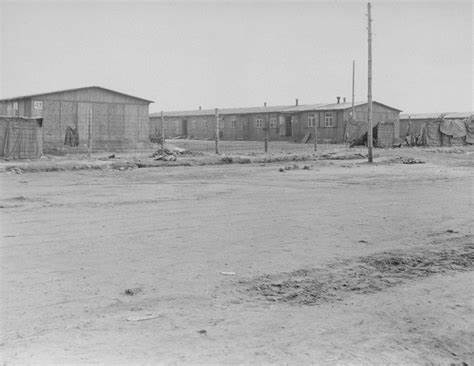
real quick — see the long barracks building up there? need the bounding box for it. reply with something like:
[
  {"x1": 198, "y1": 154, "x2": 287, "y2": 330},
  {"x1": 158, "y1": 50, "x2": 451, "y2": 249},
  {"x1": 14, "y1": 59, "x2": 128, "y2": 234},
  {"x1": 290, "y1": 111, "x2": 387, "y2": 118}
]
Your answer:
[{"x1": 150, "y1": 98, "x2": 401, "y2": 144}]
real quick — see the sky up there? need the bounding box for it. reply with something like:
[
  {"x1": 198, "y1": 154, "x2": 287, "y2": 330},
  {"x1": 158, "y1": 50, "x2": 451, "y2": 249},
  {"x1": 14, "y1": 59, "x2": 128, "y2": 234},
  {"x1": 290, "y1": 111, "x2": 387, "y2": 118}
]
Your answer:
[{"x1": 0, "y1": 1, "x2": 472, "y2": 114}]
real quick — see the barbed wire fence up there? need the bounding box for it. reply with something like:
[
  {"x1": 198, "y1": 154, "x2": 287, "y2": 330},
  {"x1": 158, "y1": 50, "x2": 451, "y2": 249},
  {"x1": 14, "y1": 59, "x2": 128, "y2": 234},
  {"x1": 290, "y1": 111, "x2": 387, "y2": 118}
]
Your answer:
[
  {"x1": 167, "y1": 138, "x2": 339, "y2": 156},
  {"x1": 154, "y1": 107, "x2": 344, "y2": 156}
]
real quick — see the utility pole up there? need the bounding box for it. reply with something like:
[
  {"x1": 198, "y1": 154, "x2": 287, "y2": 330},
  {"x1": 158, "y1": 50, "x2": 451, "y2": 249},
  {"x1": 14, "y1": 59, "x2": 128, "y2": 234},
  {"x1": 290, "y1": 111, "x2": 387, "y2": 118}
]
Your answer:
[
  {"x1": 367, "y1": 2, "x2": 374, "y2": 163},
  {"x1": 215, "y1": 108, "x2": 220, "y2": 154},
  {"x1": 160, "y1": 111, "x2": 165, "y2": 151},
  {"x1": 87, "y1": 107, "x2": 92, "y2": 159},
  {"x1": 264, "y1": 102, "x2": 268, "y2": 153},
  {"x1": 352, "y1": 60, "x2": 356, "y2": 120}
]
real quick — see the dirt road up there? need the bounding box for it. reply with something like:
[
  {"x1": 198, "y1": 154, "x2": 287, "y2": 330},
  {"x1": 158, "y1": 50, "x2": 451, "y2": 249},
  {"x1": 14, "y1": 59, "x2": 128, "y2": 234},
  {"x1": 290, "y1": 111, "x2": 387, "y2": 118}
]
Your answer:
[{"x1": 1, "y1": 155, "x2": 473, "y2": 364}]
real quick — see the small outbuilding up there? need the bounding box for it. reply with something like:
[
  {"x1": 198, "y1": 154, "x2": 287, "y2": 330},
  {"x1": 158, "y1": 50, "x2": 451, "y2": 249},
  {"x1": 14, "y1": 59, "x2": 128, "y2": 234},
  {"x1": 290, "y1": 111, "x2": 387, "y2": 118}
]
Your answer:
[
  {"x1": 0, "y1": 116, "x2": 43, "y2": 159},
  {"x1": 400, "y1": 112, "x2": 473, "y2": 146}
]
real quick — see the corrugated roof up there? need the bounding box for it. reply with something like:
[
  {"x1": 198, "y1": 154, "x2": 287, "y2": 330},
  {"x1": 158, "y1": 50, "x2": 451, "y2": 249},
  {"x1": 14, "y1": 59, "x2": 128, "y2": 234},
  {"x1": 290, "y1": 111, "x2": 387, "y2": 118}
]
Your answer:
[
  {"x1": 220, "y1": 105, "x2": 289, "y2": 115},
  {"x1": 279, "y1": 103, "x2": 331, "y2": 113},
  {"x1": 444, "y1": 111, "x2": 473, "y2": 119},
  {"x1": 282, "y1": 101, "x2": 369, "y2": 112},
  {"x1": 152, "y1": 100, "x2": 401, "y2": 118},
  {"x1": 399, "y1": 112, "x2": 474, "y2": 120},
  {"x1": 150, "y1": 105, "x2": 290, "y2": 118},
  {"x1": 150, "y1": 108, "x2": 216, "y2": 118},
  {"x1": 400, "y1": 112, "x2": 444, "y2": 120},
  {"x1": 0, "y1": 86, "x2": 154, "y2": 104}
]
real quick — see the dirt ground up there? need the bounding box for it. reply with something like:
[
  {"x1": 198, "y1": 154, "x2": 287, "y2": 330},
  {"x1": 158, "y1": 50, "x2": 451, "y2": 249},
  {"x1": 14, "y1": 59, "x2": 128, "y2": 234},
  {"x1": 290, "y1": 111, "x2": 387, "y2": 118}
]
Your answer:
[{"x1": 0, "y1": 146, "x2": 473, "y2": 365}]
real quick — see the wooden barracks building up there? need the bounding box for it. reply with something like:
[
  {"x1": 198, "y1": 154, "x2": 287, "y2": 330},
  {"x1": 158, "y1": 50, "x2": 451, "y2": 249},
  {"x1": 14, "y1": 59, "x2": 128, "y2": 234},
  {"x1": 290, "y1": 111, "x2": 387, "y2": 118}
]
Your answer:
[
  {"x1": 1, "y1": 86, "x2": 401, "y2": 156},
  {"x1": 0, "y1": 86, "x2": 153, "y2": 152},
  {"x1": 150, "y1": 98, "x2": 401, "y2": 144}
]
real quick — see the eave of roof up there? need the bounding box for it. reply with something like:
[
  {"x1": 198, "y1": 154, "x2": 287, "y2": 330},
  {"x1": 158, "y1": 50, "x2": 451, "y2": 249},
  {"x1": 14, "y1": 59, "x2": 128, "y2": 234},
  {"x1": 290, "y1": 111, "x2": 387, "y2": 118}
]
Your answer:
[
  {"x1": 444, "y1": 111, "x2": 473, "y2": 119},
  {"x1": 401, "y1": 111, "x2": 473, "y2": 120},
  {"x1": 150, "y1": 105, "x2": 290, "y2": 118},
  {"x1": 0, "y1": 86, "x2": 154, "y2": 104},
  {"x1": 153, "y1": 100, "x2": 402, "y2": 117},
  {"x1": 400, "y1": 112, "x2": 446, "y2": 120}
]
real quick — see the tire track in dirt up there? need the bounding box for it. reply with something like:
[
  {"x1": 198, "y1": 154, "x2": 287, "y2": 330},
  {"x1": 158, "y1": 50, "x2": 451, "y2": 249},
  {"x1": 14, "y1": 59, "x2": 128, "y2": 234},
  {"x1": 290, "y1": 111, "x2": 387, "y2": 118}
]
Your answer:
[{"x1": 239, "y1": 234, "x2": 473, "y2": 305}]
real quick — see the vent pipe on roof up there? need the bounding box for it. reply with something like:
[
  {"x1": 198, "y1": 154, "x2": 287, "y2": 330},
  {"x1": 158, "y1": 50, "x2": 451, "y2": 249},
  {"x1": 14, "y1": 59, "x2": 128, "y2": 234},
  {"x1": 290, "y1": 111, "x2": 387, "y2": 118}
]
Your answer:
[
  {"x1": 295, "y1": 98, "x2": 299, "y2": 106},
  {"x1": 198, "y1": 106, "x2": 202, "y2": 110},
  {"x1": 337, "y1": 96, "x2": 341, "y2": 104},
  {"x1": 343, "y1": 97, "x2": 346, "y2": 103},
  {"x1": 264, "y1": 102, "x2": 267, "y2": 107}
]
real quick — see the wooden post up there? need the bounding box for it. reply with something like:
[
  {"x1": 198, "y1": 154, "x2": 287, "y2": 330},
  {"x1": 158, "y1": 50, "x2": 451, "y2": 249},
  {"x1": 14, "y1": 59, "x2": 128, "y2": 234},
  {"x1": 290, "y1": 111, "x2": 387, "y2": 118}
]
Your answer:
[
  {"x1": 87, "y1": 107, "x2": 92, "y2": 158},
  {"x1": 215, "y1": 108, "x2": 219, "y2": 154},
  {"x1": 367, "y1": 2, "x2": 374, "y2": 163},
  {"x1": 313, "y1": 114, "x2": 318, "y2": 152},
  {"x1": 352, "y1": 60, "x2": 355, "y2": 120},
  {"x1": 160, "y1": 110, "x2": 165, "y2": 150},
  {"x1": 264, "y1": 102, "x2": 268, "y2": 153}
]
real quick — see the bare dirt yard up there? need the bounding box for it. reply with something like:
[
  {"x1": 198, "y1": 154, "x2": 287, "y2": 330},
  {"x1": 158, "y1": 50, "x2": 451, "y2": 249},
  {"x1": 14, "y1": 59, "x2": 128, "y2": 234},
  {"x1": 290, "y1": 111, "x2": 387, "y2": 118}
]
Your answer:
[{"x1": 1, "y1": 145, "x2": 473, "y2": 365}]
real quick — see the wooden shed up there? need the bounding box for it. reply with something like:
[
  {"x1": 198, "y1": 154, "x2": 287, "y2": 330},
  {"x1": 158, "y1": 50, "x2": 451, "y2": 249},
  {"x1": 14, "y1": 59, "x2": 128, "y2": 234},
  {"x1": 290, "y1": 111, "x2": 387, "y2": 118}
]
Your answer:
[
  {"x1": 0, "y1": 86, "x2": 153, "y2": 152},
  {"x1": 0, "y1": 116, "x2": 43, "y2": 159}
]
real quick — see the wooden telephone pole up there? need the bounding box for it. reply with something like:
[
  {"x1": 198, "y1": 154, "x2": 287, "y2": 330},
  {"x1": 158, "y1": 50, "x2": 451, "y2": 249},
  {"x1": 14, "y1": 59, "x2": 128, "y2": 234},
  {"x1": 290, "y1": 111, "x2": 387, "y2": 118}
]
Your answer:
[
  {"x1": 367, "y1": 2, "x2": 374, "y2": 163},
  {"x1": 160, "y1": 111, "x2": 165, "y2": 150},
  {"x1": 352, "y1": 60, "x2": 355, "y2": 120},
  {"x1": 215, "y1": 108, "x2": 220, "y2": 154}
]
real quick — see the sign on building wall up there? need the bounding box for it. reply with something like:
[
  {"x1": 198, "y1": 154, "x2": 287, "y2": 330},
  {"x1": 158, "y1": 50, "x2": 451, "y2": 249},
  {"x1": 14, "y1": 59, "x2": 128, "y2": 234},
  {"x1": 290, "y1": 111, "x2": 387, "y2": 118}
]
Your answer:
[{"x1": 33, "y1": 101, "x2": 43, "y2": 110}]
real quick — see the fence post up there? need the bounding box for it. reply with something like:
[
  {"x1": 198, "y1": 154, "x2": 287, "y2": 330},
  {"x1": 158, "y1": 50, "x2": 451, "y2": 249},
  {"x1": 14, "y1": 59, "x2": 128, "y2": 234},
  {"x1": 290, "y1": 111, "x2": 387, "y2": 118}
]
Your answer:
[
  {"x1": 87, "y1": 107, "x2": 92, "y2": 158},
  {"x1": 264, "y1": 102, "x2": 269, "y2": 153},
  {"x1": 215, "y1": 108, "x2": 219, "y2": 154},
  {"x1": 313, "y1": 113, "x2": 318, "y2": 152},
  {"x1": 160, "y1": 110, "x2": 165, "y2": 150}
]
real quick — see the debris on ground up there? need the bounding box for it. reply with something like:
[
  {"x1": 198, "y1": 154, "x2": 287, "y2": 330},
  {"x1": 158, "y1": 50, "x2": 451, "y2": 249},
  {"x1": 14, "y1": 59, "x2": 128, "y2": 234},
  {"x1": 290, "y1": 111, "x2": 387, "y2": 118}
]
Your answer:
[
  {"x1": 221, "y1": 156, "x2": 233, "y2": 164},
  {"x1": 124, "y1": 288, "x2": 143, "y2": 296},
  {"x1": 6, "y1": 167, "x2": 24, "y2": 174},
  {"x1": 358, "y1": 240, "x2": 369, "y2": 244},
  {"x1": 282, "y1": 164, "x2": 300, "y2": 171},
  {"x1": 151, "y1": 145, "x2": 188, "y2": 161},
  {"x1": 98, "y1": 153, "x2": 116, "y2": 161},
  {"x1": 401, "y1": 157, "x2": 425, "y2": 164},
  {"x1": 7, "y1": 196, "x2": 27, "y2": 201},
  {"x1": 220, "y1": 271, "x2": 236, "y2": 276},
  {"x1": 243, "y1": 236, "x2": 473, "y2": 305},
  {"x1": 151, "y1": 149, "x2": 178, "y2": 161},
  {"x1": 197, "y1": 329, "x2": 207, "y2": 335},
  {"x1": 126, "y1": 314, "x2": 161, "y2": 322},
  {"x1": 279, "y1": 163, "x2": 312, "y2": 171},
  {"x1": 319, "y1": 152, "x2": 367, "y2": 160}
]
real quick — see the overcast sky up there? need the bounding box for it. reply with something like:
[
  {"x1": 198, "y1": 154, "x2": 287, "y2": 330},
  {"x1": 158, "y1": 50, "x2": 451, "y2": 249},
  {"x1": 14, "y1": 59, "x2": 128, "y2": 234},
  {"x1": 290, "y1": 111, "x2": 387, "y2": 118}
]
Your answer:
[{"x1": 0, "y1": 1, "x2": 472, "y2": 113}]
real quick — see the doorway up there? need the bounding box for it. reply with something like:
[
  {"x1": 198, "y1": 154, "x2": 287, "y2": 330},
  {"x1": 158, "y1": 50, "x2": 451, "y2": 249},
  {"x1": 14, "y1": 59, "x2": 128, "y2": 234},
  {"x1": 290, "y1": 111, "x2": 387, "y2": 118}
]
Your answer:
[
  {"x1": 285, "y1": 116, "x2": 292, "y2": 137},
  {"x1": 181, "y1": 119, "x2": 188, "y2": 137}
]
